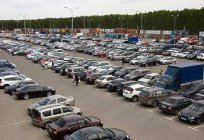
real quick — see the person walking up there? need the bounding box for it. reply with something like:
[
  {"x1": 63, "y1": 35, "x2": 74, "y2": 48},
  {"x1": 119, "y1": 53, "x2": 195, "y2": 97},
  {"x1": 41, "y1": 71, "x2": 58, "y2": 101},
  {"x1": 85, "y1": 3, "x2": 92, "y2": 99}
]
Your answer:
[
  {"x1": 159, "y1": 68, "x2": 163, "y2": 75},
  {"x1": 73, "y1": 73, "x2": 80, "y2": 86},
  {"x1": 122, "y1": 57, "x2": 125, "y2": 65}
]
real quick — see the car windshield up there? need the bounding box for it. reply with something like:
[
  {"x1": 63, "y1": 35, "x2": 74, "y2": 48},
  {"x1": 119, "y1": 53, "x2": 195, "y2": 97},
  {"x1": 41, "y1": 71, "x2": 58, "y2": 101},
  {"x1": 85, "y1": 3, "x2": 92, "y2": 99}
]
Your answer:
[
  {"x1": 55, "y1": 118, "x2": 66, "y2": 127},
  {"x1": 98, "y1": 76, "x2": 106, "y2": 80},
  {"x1": 144, "y1": 75, "x2": 152, "y2": 80},
  {"x1": 38, "y1": 98, "x2": 50, "y2": 105},
  {"x1": 189, "y1": 103, "x2": 204, "y2": 111},
  {"x1": 71, "y1": 130, "x2": 86, "y2": 140},
  {"x1": 130, "y1": 71, "x2": 139, "y2": 75},
  {"x1": 166, "y1": 98, "x2": 178, "y2": 104},
  {"x1": 119, "y1": 69, "x2": 127, "y2": 72}
]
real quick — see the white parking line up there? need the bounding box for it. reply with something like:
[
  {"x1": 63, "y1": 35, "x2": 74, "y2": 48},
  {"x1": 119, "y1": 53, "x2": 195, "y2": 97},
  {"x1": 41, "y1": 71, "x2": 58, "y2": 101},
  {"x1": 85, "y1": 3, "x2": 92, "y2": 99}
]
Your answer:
[
  {"x1": 86, "y1": 85, "x2": 90, "y2": 87},
  {"x1": 130, "y1": 103, "x2": 136, "y2": 106},
  {"x1": 0, "y1": 120, "x2": 29, "y2": 128},
  {"x1": 164, "y1": 116, "x2": 176, "y2": 121},
  {"x1": 187, "y1": 126, "x2": 199, "y2": 132},
  {"x1": 116, "y1": 97, "x2": 123, "y2": 100},
  {"x1": 96, "y1": 89, "x2": 100, "y2": 91},
  {"x1": 40, "y1": 128, "x2": 47, "y2": 135},
  {"x1": 194, "y1": 124, "x2": 204, "y2": 129},
  {"x1": 105, "y1": 92, "x2": 111, "y2": 96},
  {"x1": 145, "y1": 109, "x2": 154, "y2": 113}
]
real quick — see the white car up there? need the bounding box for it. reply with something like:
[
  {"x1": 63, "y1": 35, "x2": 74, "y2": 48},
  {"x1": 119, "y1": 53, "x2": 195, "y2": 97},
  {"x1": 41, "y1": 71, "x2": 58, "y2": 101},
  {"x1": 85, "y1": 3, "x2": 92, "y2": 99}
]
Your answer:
[
  {"x1": 138, "y1": 73, "x2": 160, "y2": 85},
  {"x1": 0, "y1": 75, "x2": 32, "y2": 88},
  {"x1": 123, "y1": 84, "x2": 145, "y2": 102},
  {"x1": 88, "y1": 61, "x2": 111, "y2": 71},
  {"x1": 158, "y1": 56, "x2": 176, "y2": 64},
  {"x1": 129, "y1": 57, "x2": 143, "y2": 65},
  {"x1": 171, "y1": 50, "x2": 181, "y2": 57},
  {"x1": 197, "y1": 53, "x2": 204, "y2": 60},
  {"x1": 94, "y1": 75, "x2": 118, "y2": 88},
  {"x1": 177, "y1": 52, "x2": 190, "y2": 58}
]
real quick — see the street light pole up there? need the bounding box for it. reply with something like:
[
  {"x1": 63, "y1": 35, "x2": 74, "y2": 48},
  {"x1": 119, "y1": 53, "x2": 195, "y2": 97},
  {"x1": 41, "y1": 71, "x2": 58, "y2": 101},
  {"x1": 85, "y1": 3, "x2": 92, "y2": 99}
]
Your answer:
[
  {"x1": 64, "y1": 7, "x2": 79, "y2": 36},
  {"x1": 83, "y1": 17, "x2": 86, "y2": 29},
  {"x1": 171, "y1": 15, "x2": 179, "y2": 44},
  {"x1": 88, "y1": 19, "x2": 92, "y2": 32},
  {"x1": 118, "y1": 18, "x2": 124, "y2": 34}
]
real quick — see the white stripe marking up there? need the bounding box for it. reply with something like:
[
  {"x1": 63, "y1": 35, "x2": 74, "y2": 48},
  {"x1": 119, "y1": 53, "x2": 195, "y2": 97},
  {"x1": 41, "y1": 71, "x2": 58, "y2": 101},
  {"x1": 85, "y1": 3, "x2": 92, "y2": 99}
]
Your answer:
[
  {"x1": 187, "y1": 126, "x2": 199, "y2": 132},
  {"x1": 0, "y1": 120, "x2": 29, "y2": 128}
]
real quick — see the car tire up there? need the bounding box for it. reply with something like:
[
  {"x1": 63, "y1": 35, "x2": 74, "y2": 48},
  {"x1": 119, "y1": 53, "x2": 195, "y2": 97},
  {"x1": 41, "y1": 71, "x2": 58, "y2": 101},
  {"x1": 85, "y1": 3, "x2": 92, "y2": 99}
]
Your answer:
[
  {"x1": 23, "y1": 94, "x2": 29, "y2": 100},
  {"x1": 145, "y1": 64, "x2": 148, "y2": 67},
  {"x1": 4, "y1": 84, "x2": 9, "y2": 88},
  {"x1": 11, "y1": 91, "x2": 16, "y2": 95},
  {"x1": 47, "y1": 92, "x2": 52, "y2": 97},
  {"x1": 152, "y1": 100, "x2": 158, "y2": 108},
  {"x1": 155, "y1": 62, "x2": 158, "y2": 66},
  {"x1": 196, "y1": 117, "x2": 201, "y2": 125},
  {"x1": 132, "y1": 96, "x2": 138, "y2": 102},
  {"x1": 44, "y1": 122, "x2": 51, "y2": 129}
]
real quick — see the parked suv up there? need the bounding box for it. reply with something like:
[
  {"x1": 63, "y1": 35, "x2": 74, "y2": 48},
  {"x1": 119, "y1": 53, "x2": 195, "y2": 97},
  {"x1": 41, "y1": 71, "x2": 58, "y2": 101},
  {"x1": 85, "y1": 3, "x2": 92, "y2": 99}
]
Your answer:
[
  {"x1": 138, "y1": 87, "x2": 178, "y2": 107},
  {"x1": 28, "y1": 95, "x2": 75, "y2": 116},
  {"x1": 31, "y1": 104, "x2": 82, "y2": 128}
]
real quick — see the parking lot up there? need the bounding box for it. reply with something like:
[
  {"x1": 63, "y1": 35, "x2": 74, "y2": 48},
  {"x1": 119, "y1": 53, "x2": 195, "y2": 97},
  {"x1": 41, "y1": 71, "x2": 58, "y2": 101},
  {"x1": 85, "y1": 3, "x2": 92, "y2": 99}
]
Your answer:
[{"x1": 0, "y1": 42, "x2": 204, "y2": 140}]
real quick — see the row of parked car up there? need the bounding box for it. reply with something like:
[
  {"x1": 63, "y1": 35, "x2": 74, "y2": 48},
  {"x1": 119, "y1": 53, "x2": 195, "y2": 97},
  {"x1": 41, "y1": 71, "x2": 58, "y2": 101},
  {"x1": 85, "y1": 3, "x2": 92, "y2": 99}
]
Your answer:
[
  {"x1": 3, "y1": 38, "x2": 203, "y2": 127},
  {"x1": 0, "y1": 48, "x2": 131, "y2": 139}
]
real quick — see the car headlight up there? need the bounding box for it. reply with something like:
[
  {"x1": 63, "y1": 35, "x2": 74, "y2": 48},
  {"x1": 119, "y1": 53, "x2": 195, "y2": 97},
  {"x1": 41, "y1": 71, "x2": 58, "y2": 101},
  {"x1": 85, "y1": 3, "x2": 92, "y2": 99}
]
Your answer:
[
  {"x1": 178, "y1": 111, "x2": 181, "y2": 116},
  {"x1": 190, "y1": 117, "x2": 195, "y2": 120}
]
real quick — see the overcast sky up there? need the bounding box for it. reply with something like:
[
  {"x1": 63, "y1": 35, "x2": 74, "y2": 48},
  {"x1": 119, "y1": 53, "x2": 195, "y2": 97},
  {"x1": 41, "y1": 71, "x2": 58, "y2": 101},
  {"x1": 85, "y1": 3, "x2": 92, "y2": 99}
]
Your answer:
[{"x1": 0, "y1": 0, "x2": 203, "y2": 20}]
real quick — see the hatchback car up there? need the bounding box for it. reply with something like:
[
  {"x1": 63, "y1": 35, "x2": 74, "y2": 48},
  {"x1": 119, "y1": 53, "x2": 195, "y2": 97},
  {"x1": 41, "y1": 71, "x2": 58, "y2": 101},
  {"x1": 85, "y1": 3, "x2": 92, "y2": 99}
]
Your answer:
[
  {"x1": 94, "y1": 75, "x2": 118, "y2": 88},
  {"x1": 106, "y1": 78, "x2": 126, "y2": 92},
  {"x1": 159, "y1": 96, "x2": 192, "y2": 115},
  {"x1": 178, "y1": 100, "x2": 204, "y2": 124},
  {"x1": 47, "y1": 115, "x2": 103, "y2": 140},
  {"x1": 15, "y1": 84, "x2": 56, "y2": 100},
  {"x1": 64, "y1": 126, "x2": 130, "y2": 140},
  {"x1": 28, "y1": 95, "x2": 75, "y2": 116}
]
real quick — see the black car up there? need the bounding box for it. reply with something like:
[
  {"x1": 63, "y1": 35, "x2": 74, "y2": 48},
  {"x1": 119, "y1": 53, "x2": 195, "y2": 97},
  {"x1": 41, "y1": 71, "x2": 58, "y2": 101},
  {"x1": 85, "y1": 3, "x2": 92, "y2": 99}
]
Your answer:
[
  {"x1": 83, "y1": 61, "x2": 97, "y2": 69},
  {"x1": 15, "y1": 84, "x2": 56, "y2": 100},
  {"x1": 124, "y1": 52, "x2": 140, "y2": 63},
  {"x1": 5, "y1": 80, "x2": 36, "y2": 95},
  {"x1": 64, "y1": 126, "x2": 130, "y2": 140},
  {"x1": 159, "y1": 96, "x2": 192, "y2": 115},
  {"x1": 114, "y1": 67, "x2": 137, "y2": 78},
  {"x1": 116, "y1": 81, "x2": 138, "y2": 95},
  {"x1": 124, "y1": 69, "x2": 151, "y2": 81},
  {"x1": 192, "y1": 90, "x2": 204, "y2": 100},
  {"x1": 107, "y1": 66, "x2": 124, "y2": 75},
  {"x1": 55, "y1": 63, "x2": 72, "y2": 73},
  {"x1": 106, "y1": 78, "x2": 126, "y2": 92},
  {"x1": 137, "y1": 56, "x2": 159, "y2": 67},
  {"x1": 179, "y1": 84, "x2": 204, "y2": 98},
  {"x1": 178, "y1": 100, "x2": 204, "y2": 124},
  {"x1": 85, "y1": 73, "x2": 103, "y2": 84}
]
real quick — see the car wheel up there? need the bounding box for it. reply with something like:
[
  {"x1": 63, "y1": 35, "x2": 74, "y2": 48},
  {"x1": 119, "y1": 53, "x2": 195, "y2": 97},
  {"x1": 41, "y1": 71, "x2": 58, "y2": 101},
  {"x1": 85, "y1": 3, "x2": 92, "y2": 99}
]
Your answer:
[
  {"x1": 47, "y1": 92, "x2": 52, "y2": 97},
  {"x1": 152, "y1": 100, "x2": 158, "y2": 108},
  {"x1": 44, "y1": 122, "x2": 51, "y2": 129},
  {"x1": 175, "y1": 110, "x2": 179, "y2": 115},
  {"x1": 4, "y1": 84, "x2": 9, "y2": 88},
  {"x1": 23, "y1": 94, "x2": 29, "y2": 100},
  {"x1": 196, "y1": 117, "x2": 201, "y2": 125},
  {"x1": 145, "y1": 64, "x2": 148, "y2": 67},
  {"x1": 76, "y1": 112, "x2": 82, "y2": 115},
  {"x1": 11, "y1": 91, "x2": 16, "y2": 95},
  {"x1": 132, "y1": 96, "x2": 138, "y2": 102},
  {"x1": 155, "y1": 62, "x2": 158, "y2": 66}
]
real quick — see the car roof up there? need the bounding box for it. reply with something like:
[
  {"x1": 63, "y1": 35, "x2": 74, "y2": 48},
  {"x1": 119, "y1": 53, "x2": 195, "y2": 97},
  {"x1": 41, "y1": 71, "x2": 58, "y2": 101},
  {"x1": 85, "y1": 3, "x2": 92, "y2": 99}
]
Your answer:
[
  {"x1": 47, "y1": 95, "x2": 71, "y2": 100},
  {"x1": 75, "y1": 126, "x2": 104, "y2": 135},
  {"x1": 147, "y1": 73, "x2": 159, "y2": 76},
  {"x1": 62, "y1": 114, "x2": 83, "y2": 121},
  {"x1": 0, "y1": 75, "x2": 20, "y2": 79},
  {"x1": 129, "y1": 84, "x2": 145, "y2": 88},
  {"x1": 195, "y1": 100, "x2": 204, "y2": 105},
  {"x1": 34, "y1": 104, "x2": 64, "y2": 111},
  {"x1": 168, "y1": 96, "x2": 186, "y2": 100}
]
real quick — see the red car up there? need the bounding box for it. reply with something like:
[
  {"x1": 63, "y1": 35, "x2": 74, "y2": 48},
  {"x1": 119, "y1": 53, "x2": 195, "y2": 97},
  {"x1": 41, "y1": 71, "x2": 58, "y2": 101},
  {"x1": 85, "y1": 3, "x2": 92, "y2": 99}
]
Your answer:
[
  {"x1": 97, "y1": 51, "x2": 106, "y2": 57},
  {"x1": 47, "y1": 114, "x2": 103, "y2": 140}
]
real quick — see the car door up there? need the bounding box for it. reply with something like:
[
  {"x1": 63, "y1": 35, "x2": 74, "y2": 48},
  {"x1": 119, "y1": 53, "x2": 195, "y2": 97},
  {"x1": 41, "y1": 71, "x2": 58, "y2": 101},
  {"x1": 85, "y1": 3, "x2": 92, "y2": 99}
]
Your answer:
[
  {"x1": 52, "y1": 107, "x2": 63, "y2": 122},
  {"x1": 27, "y1": 86, "x2": 37, "y2": 98},
  {"x1": 66, "y1": 121, "x2": 79, "y2": 135},
  {"x1": 35, "y1": 85, "x2": 44, "y2": 97}
]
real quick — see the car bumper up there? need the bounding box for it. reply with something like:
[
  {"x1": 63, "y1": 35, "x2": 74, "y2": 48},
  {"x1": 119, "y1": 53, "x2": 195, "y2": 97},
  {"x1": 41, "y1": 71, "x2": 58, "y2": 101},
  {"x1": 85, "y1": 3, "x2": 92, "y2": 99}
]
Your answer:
[
  {"x1": 178, "y1": 114, "x2": 196, "y2": 123},
  {"x1": 123, "y1": 92, "x2": 133, "y2": 99}
]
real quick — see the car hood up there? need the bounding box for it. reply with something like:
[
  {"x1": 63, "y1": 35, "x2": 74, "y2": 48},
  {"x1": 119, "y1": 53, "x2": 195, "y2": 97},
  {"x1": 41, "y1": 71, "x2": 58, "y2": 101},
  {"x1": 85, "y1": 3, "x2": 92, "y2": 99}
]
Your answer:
[
  {"x1": 28, "y1": 103, "x2": 40, "y2": 110},
  {"x1": 5, "y1": 85, "x2": 16, "y2": 90},
  {"x1": 138, "y1": 78, "x2": 150, "y2": 83},
  {"x1": 180, "y1": 107, "x2": 203, "y2": 117},
  {"x1": 109, "y1": 128, "x2": 129, "y2": 139}
]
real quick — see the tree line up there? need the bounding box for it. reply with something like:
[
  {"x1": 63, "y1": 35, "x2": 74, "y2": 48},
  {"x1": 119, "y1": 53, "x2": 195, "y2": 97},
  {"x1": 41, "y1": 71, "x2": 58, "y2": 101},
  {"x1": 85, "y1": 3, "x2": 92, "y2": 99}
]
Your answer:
[{"x1": 0, "y1": 7, "x2": 204, "y2": 34}]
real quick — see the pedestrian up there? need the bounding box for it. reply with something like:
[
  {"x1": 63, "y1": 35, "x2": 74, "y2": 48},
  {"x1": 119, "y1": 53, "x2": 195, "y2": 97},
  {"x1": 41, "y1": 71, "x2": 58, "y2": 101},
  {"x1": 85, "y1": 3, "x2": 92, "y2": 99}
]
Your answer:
[
  {"x1": 159, "y1": 68, "x2": 163, "y2": 75},
  {"x1": 122, "y1": 57, "x2": 125, "y2": 65},
  {"x1": 51, "y1": 61, "x2": 54, "y2": 68},
  {"x1": 73, "y1": 73, "x2": 80, "y2": 86}
]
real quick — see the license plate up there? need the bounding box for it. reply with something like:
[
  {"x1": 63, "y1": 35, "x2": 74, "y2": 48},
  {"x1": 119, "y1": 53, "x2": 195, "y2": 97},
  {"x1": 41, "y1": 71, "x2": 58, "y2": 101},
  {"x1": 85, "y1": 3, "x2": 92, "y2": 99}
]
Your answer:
[{"x1": 181, "y1": 117, "x2": 186, "y2": 121}]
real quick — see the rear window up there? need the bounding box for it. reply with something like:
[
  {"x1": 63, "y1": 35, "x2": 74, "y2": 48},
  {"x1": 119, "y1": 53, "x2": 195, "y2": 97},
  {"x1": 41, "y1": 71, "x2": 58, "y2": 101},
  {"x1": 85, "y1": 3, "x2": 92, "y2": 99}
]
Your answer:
[
  {"x1": 126, "y1": 87, "x2": 134, "y2": 92},
  {"x1": 42, "y1": 110, "x2": 51, "y2": 117}
]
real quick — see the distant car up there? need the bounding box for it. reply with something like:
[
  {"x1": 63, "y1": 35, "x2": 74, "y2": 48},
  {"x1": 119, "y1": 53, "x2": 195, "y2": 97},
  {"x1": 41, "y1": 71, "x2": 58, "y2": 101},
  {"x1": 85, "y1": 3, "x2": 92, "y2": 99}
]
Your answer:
[
  {"x1": 196, "y1": 53, "x2": 204, "y2": 61},
  {"x1": 159, "y1": 96, "x2": 192, "y2": 115},
  {"x1": 123, "y1": 69, "x2": 151, "y2": 81},
  {"x1": 116, "y1": 81, "x2": 138, "y2": 95},
  {"x1": 106, "y1": 78, "x2": 126, "y2": 92},
  {"x1": 85, "y1": 73, "x2": 103, "y2": 84},
  {"x1": 123, "y1": 84, "x2": 145, "y2": 102},
  {"x1": 0, "y1": 75, "x2": 32, "y2": 88},
  {"x1": 28, "y1": 95, "x2": 75, "y2": 116},
  {"x1": 158, "y1": 56, "x2": 176, "y2": 65},
  {"x1": 47, "y1": 115, "x2": 103, "y2": 140},
  {"x1": 138, "y1": 73, "x2": 160, "y2": 86},
  {"x1": 64, "y1": 126, "x2": 130, "y2": 140},
  {"x1": 15, "y1": 84, "x2": 56, "y2": 100},
  {"x1": 192, "y1": 89, "x2": 204, "y2": 100},
  {"x1": 4, "y1": 80, "x2": 36, "y2": 95},
  {"x1": 94, "y1": 75, "x2": 118, "y2": 88},
  {"x1": 178, "y1": 100, "x2": 204, "y2": 124},
  {"x1": 138, "y1": 87, "x2": 178, "y2": 107},
  {"x1": 114, "y1": 67, "x2": 137, "y2": 78}
]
